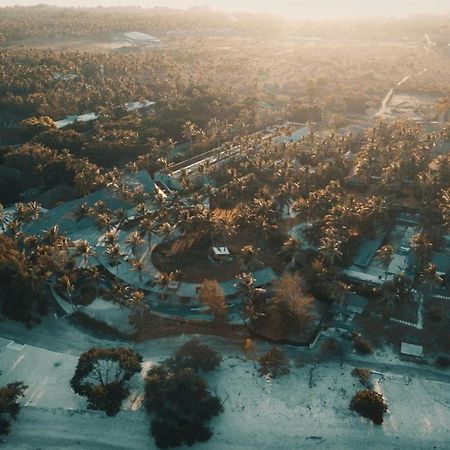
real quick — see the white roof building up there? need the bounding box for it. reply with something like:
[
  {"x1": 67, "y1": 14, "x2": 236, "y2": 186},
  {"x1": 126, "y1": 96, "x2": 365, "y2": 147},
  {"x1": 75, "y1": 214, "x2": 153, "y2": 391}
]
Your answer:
[
  {"x1": 123, "y1": 31, "x2": 160, "y2": 45},
  {"x1": 401, "y1": 343, "x2": 424, "y2": 358},
  {"x1": 124, "y1": 100, "x2": 156, "y2": 112},
  {"x1": 55, "y1": 113, "x2": 98, "y2": 129},
  {"x1": 213, "y1": 247, "x2": 230, "y2": 257}
]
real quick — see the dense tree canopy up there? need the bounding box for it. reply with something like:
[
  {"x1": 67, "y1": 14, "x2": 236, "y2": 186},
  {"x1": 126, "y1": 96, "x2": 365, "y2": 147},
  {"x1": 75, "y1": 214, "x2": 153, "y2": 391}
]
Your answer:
[{"x1": 70, "y1": 347, "x2": 143, "y2": 416}]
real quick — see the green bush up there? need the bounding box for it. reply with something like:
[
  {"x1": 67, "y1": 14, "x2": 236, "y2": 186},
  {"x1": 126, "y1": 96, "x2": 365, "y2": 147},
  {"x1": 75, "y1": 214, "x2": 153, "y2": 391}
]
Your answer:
[
  {"x1": 350, "y1": 389, "x2": 388, "y2": 425},
  {"x1": 258, "y1": 347, "x2": 290, "y2": 378},
  {"x1": 353, "y1": 337, "x2": 373, "y2": 354},
  {"x1": 167, "y1": 338, "x2": 221, "y2": 373}
]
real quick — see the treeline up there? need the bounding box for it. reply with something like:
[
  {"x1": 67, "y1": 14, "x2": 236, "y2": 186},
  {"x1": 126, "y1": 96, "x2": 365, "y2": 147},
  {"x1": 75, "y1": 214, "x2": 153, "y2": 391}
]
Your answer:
[
  {"x1": 0, "y1": 6, "x2": 449, "y2": 44},
  {"x1": 0, "y1": 6, "x2": 283, "y2": 44}
]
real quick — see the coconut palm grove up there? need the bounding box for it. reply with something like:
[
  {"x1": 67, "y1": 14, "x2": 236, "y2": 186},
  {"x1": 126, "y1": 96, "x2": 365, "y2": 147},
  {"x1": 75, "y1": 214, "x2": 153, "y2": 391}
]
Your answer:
[{"x1": 0, "y1": 3, "x2": 449, "y2": 449}]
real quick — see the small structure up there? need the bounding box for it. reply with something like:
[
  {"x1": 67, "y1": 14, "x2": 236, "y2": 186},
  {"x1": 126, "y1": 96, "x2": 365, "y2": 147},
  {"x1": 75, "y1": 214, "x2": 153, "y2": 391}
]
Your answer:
[
  {"x1": 36, "y1": 185, "x2": 78, "y2": 209},
  {"x1": 273, "y1": 125, "x2": 310, "y2": 144},
  {"x1": 343, "y1": 217, "x2": 418, "y2": 286},
  {"x1": 123, "y1": 31, "x2": 160, "y2": 46},
  {"x1": 212, "y1": 246, "x2": 231, "y2": 262},
  {"x1": 432, "y1": 252, "x2": 450, "y2": 288},
  {"x1": 168, "y1": 281, "x2": 181, "y2": 291},
  {"x1": 124, "y1": 100, "x2": 156, "y2": 112},
  {"x1": 400, "y1": 342, "x2": 424, "y2": 358},
  {"x1": 345, "y1": 294, "x2": 368, "y2": 314},
  {"x1": 55, "y1": 113, "x2": 98, "y2": 129}
]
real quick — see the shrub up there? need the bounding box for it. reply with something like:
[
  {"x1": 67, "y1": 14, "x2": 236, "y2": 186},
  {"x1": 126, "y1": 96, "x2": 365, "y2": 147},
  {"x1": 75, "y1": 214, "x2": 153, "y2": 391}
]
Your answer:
[
  {"x1": 350, "y1": 389, "x2": 388, "y2": 425},
  {"x1": 145, "y1": 363, "x2": 222, "y2": 448},
  {"x1": 428, "y1": 306, "x2": 443, "y2": 322},
  {"x1": 353, "y1": 337, "x2": 373, "y2": 354},
  {"x1": 167, "y1": 339, "x2": 221, "y2": 373},
  {"x1": 320, "y1": 337, "x2": 345, "y2": 358},
  {"x1": 351, "y1": 368, "x2": 372, "y2": 387},
  {"x1": 258, "y1": 347, "x2": 290, "y2": 378},
  {"x1": 0, "y1": 381, "x2": 28, "y2": 436},
  {"x1": 435, "y1": 356, "x2": 450, "y2": 368}
]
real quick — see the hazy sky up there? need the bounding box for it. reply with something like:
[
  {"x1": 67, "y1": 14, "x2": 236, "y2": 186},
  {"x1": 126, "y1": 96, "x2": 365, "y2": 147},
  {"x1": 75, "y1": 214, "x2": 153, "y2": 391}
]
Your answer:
[{"x1": 1, "y1": 0, "x2": 450, "y2": 19}]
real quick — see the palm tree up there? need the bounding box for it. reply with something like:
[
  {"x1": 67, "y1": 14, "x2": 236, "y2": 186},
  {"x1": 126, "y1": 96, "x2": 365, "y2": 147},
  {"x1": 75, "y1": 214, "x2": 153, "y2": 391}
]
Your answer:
[
  {"x1": 182, "y1": 121, "x2": 199, "y2": 153},
  {"x1": 6, "y1": 219, "x2": 22, "y2": 239},
  {"x1": 207, "y1": 118, "x2": 221, "y2": 147},
  {"x1": 109, "y1": 281, "x2": 130, "y2": 305},
  {"x1": 375, "y1": 245, "x2": 394, "y2": 282},
  {"x1": 329, "y1": 281, "x2": 351, "y2": 306},
  {"x1": 125, "y1": 231, "x2": 144, "y2": 258},
  {"x1": 155, "y1": 222, "x2": 173, "y2": 244},
  {"x1": 240, "y1": 245, "x2": 261, "y2": 271},
  {"x1": 130, "y1": 259, "x2": 145, "y2": 282},
  {"x1": 0, "y1": 203, "x2": 8, "y2": 232},
  {"x1": 86, "y1": 266, "x2": 103, "y2": 297},
  {"x1": 319, "y1": 236, "x2": 343, "y2": 266},
  {"x1": 73, "y1": 202, "x2": 90, "y2": 222},
  {"x1": 105, "y1": 244, "x2": 123, "y2": 272},
  {"x1": 95, "y1": 212, "x2": 111, "y2": 231},
  {"x1": 42, "y1": 225, "x2": 59, "y2": 245},
  {"x1": 113, "y1": 208, "x2": 128, "y2": 228},
  {"x1": 418, "y1": 263, "x2": 442, "y2": 297},
  {"x1": 57, "y1": 273, "x2": 76, "y2": 311},
  {"x1": 411, "y1": 233, "x2": 433, "y2": 270},
  {"x1": 440, "y1": 188, "x2": 450, "y2": 231},
  {"x1": 126, "y1": 290, "x2": 148, "y2": 331},
  {"x1": 103, "y1": 230, "x2": 117, "y2": 246},
  {"x1": 139, "y1": 217, "x2": 154, "y2": 248},
  {"x1": 235, "y1": 272, "x2": 265, "y2": 323},
  {"x1": 280, "y1": 237, "x2": 300, "y2": 264},
  {"x1": 378, "y1": 280, "x2": 398, "y2": 311},
  {"x1": 75, "y1": 240, "x2": 95, "y2": 268}
]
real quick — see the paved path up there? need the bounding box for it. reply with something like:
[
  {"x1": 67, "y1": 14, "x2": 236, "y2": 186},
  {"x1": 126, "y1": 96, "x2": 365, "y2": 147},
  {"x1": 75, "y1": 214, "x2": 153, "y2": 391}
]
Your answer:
[{"x1": 1, "y1": 317, "x2": 449, "y2": 385}]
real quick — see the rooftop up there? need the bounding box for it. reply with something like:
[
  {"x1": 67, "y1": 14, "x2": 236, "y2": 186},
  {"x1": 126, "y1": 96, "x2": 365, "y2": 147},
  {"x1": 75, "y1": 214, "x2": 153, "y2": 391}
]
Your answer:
[
  {"x1": 432, "y1": 252, "x2": 450, "y2": 276},
  {"x1": 123, "y1": 31, "x2": 160, "y2": 43},
  {"x1": 23, "y1": 170, "x2": 155, "y2": 245},
  {"x1": 401, "y1": 342, "x2": 424, "y2": 358},
  {"x1": 345, "y1": 294, "x2": 368, "y2": 314}
]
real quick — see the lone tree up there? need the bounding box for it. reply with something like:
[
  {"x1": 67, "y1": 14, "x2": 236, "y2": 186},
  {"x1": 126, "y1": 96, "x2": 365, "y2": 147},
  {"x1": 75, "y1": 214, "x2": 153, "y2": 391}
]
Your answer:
[
  {"x1": 145, "y1": 341, "x2": 222, "y2": 449},
  {"x1": 167, "y1": 339, "x2": 221, "y2": 373},
  {"x1": 0, "y1": 381, "x2": 27, "y2": 436},
  {"x1": 258, "y1": 347, "x2": 290, "y2": 378},
  {"x1": 272, "y1": 273, "x2": 315, "y2": 334},
  {"x1": 198, "y1": 279, "x2": 227, "y2": 324},
  {"x1": 70, "y1": 347, "x2": 142, "y2": 416},
  {"x1": 350, "y1": 389, "x2": 388, "y2": 425}
]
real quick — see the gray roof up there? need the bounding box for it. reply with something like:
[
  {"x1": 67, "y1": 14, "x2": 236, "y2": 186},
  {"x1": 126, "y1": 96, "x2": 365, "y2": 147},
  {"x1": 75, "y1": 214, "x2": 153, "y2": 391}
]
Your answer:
[
  {"x1": 273, "y1": 126, "x2": 310, "y2": 144},
  {"x1": 432, "y1": 252, "x2": 450, "y2": 275},
  {"x1": 346, "y1": 294, "x2": 368, "y2": 314},
  {"x1": 23, "y1": 170, "x2": 155, "y2": 244},
  {"x1": 0, "y1": 165, "x2": 22, "y2": 180},
  {"x1": 353, "y1": 235, "x2": 385, "y2": 268},
  {"x1": 36, "y1": 185, "x2": 78, "y2": 209}
]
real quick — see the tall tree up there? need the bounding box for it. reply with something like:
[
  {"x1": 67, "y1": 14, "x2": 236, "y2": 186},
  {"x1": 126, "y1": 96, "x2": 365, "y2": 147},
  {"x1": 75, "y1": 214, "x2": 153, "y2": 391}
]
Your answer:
[
  {"x1": 70, "y1": 347, "x2": 142, "y2": 416},
  {"x1": 198, "y1": 279, "x2": 227, "y2": 324}
]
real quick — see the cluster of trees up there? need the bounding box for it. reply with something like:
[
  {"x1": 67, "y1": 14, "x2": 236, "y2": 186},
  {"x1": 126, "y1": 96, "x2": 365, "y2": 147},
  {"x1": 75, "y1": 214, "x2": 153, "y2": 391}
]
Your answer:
[
  {"x1": 145, "y1": 339, "x2": 223, "y2": 448},
  {"x1": 0, "y1": 380, "x2": 27, "y2": 437},
  {"x1": 0, "y1": 233, "x2": 47, "y2": 323}
]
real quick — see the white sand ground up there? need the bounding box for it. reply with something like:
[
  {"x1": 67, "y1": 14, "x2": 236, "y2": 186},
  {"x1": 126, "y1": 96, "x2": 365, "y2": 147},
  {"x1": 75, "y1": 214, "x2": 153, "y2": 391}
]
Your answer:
[{"x1": 1, "y1": 335, "x2": 449, "y2": 450}]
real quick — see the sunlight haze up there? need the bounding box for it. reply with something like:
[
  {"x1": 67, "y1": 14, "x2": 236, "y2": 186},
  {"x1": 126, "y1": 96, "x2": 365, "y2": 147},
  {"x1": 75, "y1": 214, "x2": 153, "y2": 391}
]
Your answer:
[{"x1": 3, "y1": 0, "x2": 450, "y2": 18}]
